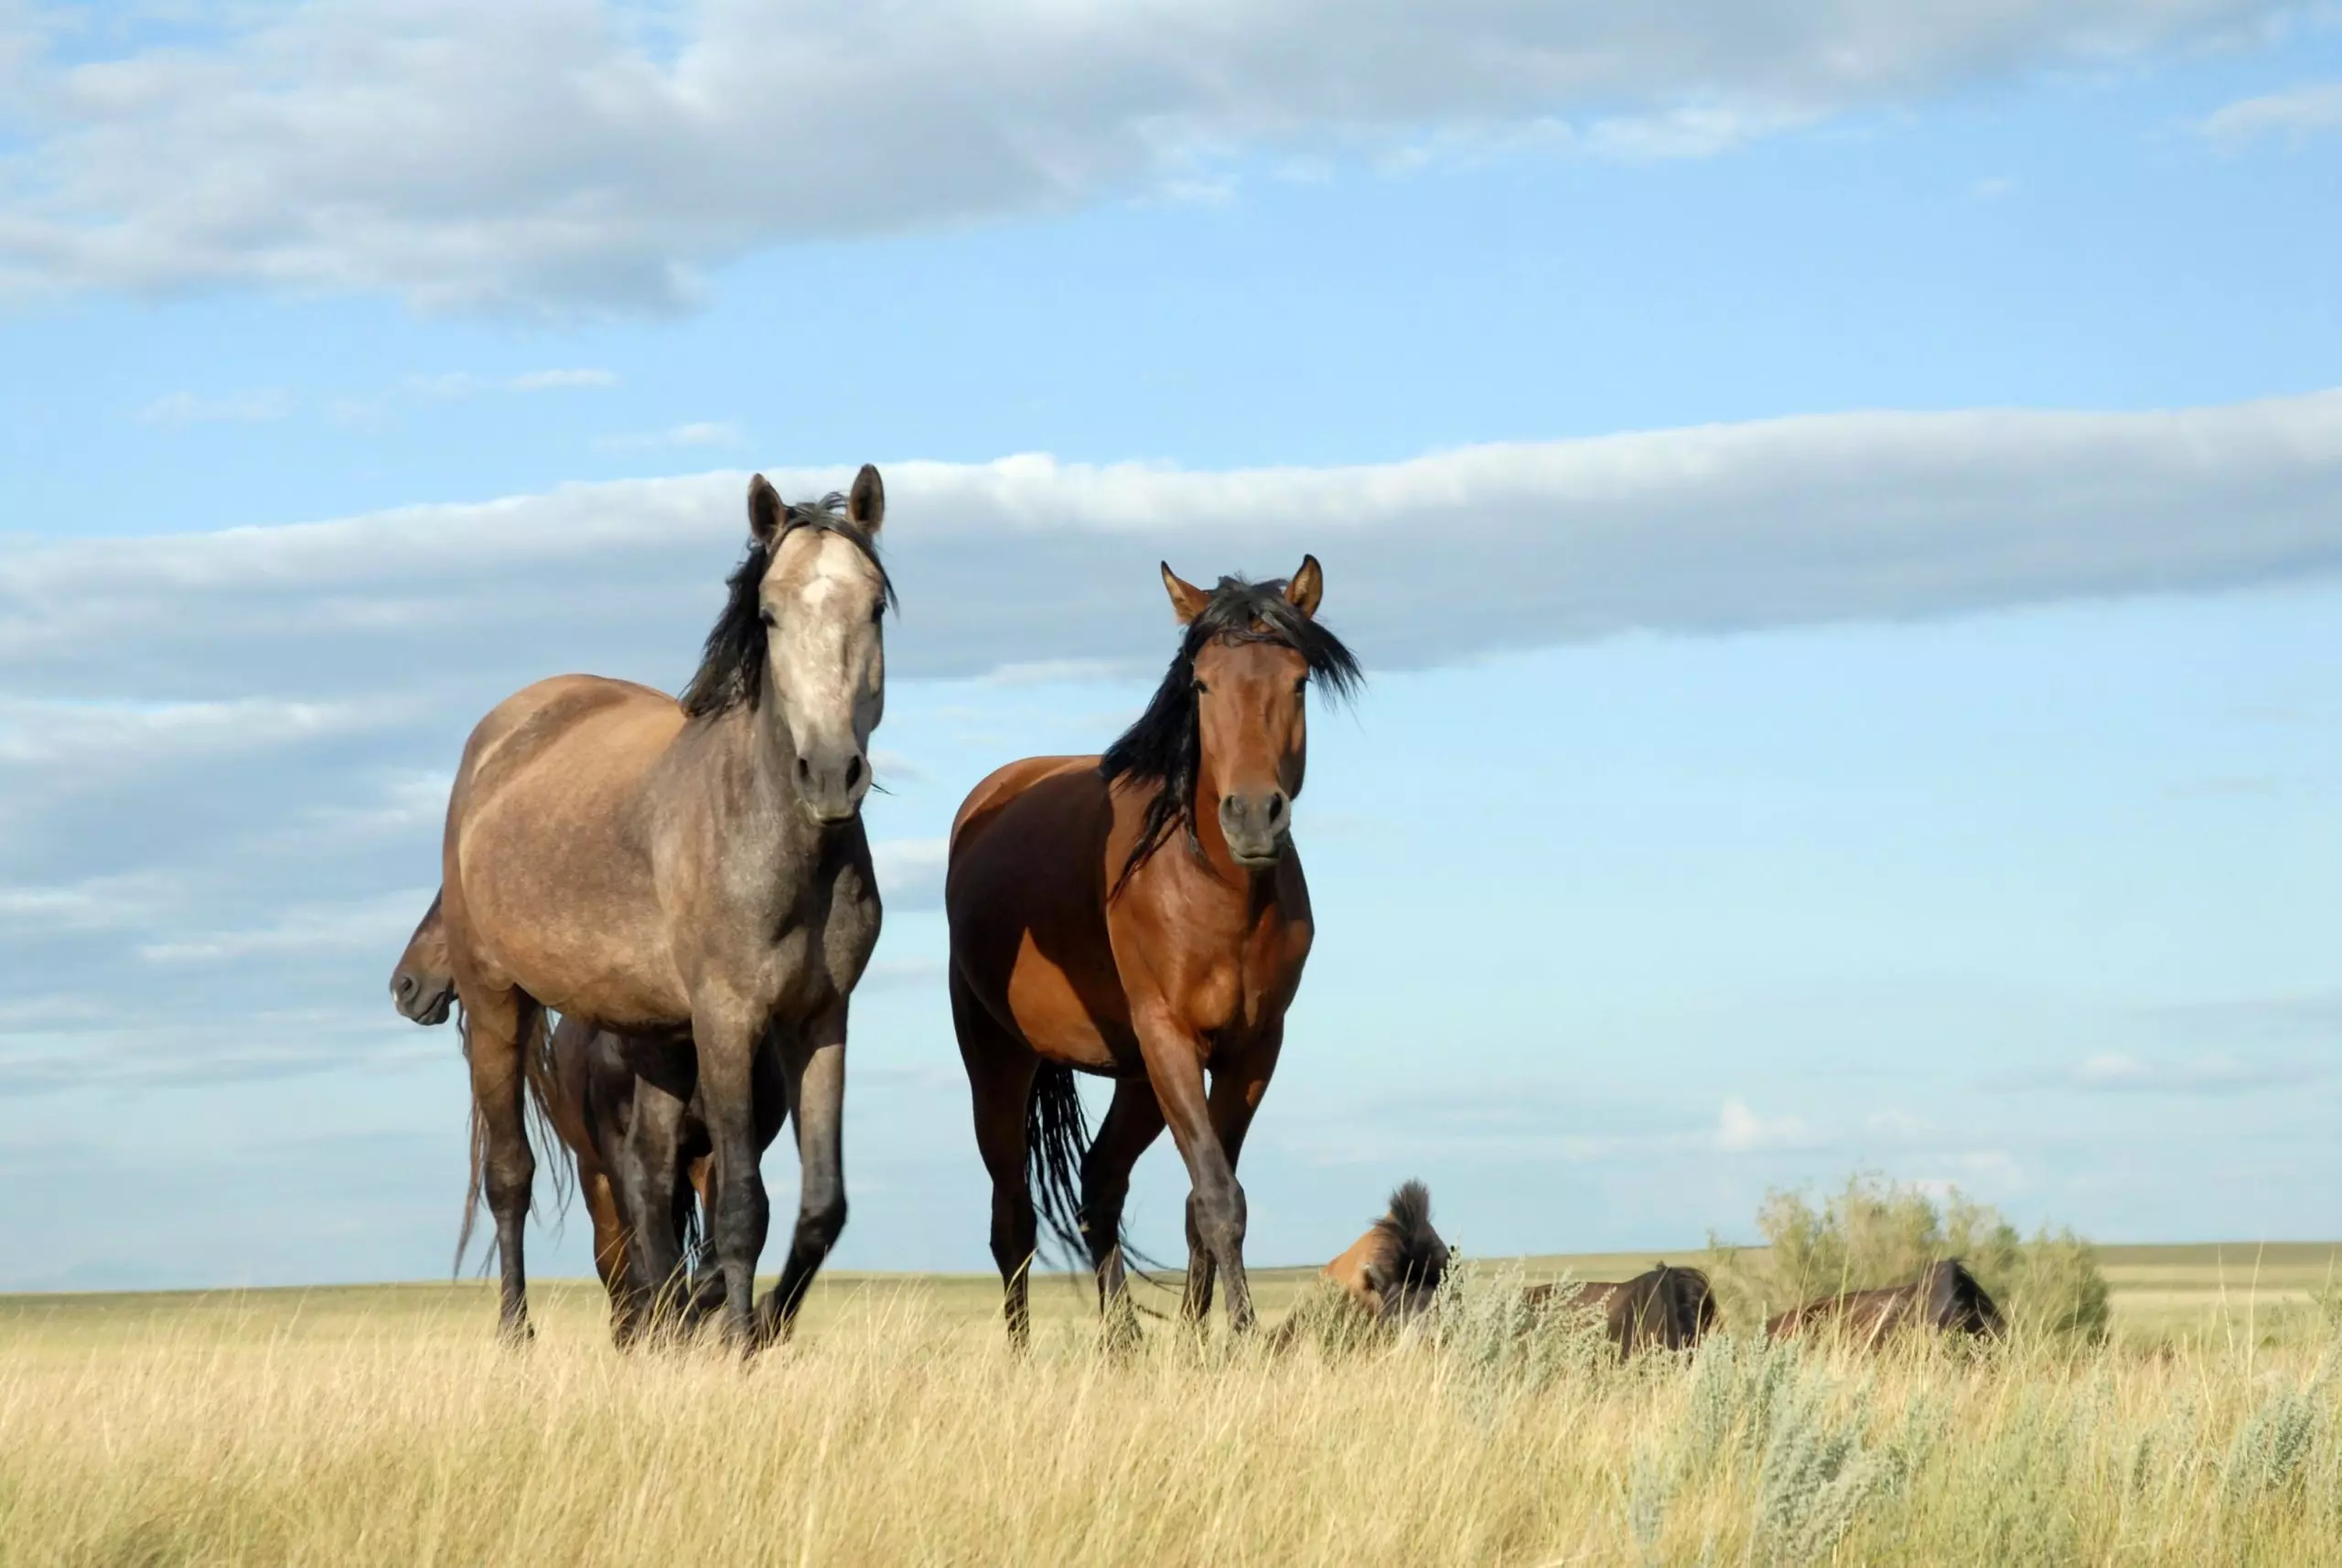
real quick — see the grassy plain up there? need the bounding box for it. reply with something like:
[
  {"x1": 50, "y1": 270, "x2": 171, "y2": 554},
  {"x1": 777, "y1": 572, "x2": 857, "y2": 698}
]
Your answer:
[{"x1": 2, "y1": 1243, "x2": 2337, "y2": 1566}]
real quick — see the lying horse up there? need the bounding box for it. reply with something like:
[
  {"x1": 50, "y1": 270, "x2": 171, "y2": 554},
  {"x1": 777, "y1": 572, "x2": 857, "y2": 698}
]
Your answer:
[
  {"x1": 1320, "y1": 1180, "x2": 1450, "y2": 1326},
  {"x1": 1269, "y1": 1181, "x2": 1449, "y2": 1349},
  {"x1": 1765, "y1": 1259, "x2": 2005, "y2": 1348},
  {"x1": 388, "y1": 893, "x2": 782, "y2": 1343},
  {"x1": 1526, "y1": 1263, "x2": 1717, "y2": 1358}
]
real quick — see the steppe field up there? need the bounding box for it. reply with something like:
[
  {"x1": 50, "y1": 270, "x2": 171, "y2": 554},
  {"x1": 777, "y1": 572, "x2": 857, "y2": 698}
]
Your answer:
[{"x1": 4, "y1": 1243, "x2": 2339, "y2": 1568}]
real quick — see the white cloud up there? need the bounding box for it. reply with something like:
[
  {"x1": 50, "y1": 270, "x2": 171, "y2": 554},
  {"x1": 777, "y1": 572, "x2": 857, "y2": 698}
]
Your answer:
[
  {"x1": 1867, "y1": 1109, "x2": 1927, "y2": 1138},
  {"x1": 8, "y1": 390, "x2": 2340, "y2": 706},
  {"x1": 0, "y1": 0, "x2": 2294, "y2": 311},
  {"x1": 2195, "y1": 81, "x2": 2342, "y2": 147},
  {"x1": 137, "y1": 388, "x2": 295, "y2": 424},
  {"x1": 138, "y1": 888, "x2": 432, "y2": 964},
  {"x1": 1715, "y1": 1097, "x2": 1815, "y2": 1153}
]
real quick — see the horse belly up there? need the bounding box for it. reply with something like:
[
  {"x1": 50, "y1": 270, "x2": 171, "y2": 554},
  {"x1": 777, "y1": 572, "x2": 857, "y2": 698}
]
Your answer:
[{"x1": 1002, "y1": 930, "x2": 1126, "y2": 1073}]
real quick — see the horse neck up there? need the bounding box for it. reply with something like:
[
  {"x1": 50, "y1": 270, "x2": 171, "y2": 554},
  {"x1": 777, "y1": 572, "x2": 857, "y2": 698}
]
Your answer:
[{"x1": 698, "y1": 700, "x2": 829, "y2": 874}]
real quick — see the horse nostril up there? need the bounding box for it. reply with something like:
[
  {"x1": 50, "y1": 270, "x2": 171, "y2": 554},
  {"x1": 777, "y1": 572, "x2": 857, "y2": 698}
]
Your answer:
[
  {"x1": 1266, "y1": 794, "x2": 1285, "y2": 822},
  {"x1": 395, "y1": 976, "x2": 414, "y2": 1001},
  {"x1": 797, "y1": 756, "x2": 813, "y2": 785},
  {"x1": 844, "y1": 756, "x2": 864, "y2": 790}
]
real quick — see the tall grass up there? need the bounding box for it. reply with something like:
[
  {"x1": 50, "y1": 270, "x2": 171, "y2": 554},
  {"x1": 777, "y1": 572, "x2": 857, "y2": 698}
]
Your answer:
[{"x1": 3, "y1": 1274, "x2": 2337, "y2": 1566}]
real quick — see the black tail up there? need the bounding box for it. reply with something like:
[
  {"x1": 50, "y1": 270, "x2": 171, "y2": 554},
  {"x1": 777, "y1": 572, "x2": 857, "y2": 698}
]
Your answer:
[
  {"x1": 452, "y1": 1004, "x2": 570, "y2": 1277},
  {"x1": 1023, "y1": 1064, "x2": 1175, "y2": 1287},
  {"x1": 1026, "y1": 1062, "x2": 1092, "y2": 1263}
]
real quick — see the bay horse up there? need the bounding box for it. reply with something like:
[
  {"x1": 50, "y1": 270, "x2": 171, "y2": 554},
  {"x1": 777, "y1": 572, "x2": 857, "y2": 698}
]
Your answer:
[
  {"x1": 1766, "y1": 1259, "x2": 2005, "y2": 1349},
  {"x1": 1527, "y1": 1263, "x2": 1718, "y2": 1358},
  {"x1": 945, "y1": 558, "x2": 1360, "y2": 1343},
  {"x1": 438, "y1": 469, "x2": 892, "y2": 1346},
  {"x1": 389, "y1": 894, "x2": 785, "y2": 1343}
]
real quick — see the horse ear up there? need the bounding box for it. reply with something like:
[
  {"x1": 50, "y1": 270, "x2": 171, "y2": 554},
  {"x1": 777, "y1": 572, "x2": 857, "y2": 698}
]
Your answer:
[
  {"x1": 1284, "y1": 553, "x2": 1324, "y2": 619},
  {"x1": 849, "y1": 464, "x2": 885, "y2": 534},
  {"x1": 1161, "y1": 563, "x2": 1211, "y2": 625},
  {"x1": 747, "y1": 475, "x2": 784, "y2": 546}
]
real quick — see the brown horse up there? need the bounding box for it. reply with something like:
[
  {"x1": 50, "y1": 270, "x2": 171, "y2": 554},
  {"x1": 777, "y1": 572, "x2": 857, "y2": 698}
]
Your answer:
[
  {"x1": 439, "y1": 469, "x2": 892, "y2": 1345},
  {"x1": 1527, "y1": 1263, "x2": 1718, "y2": 1358},
  {"x1": 946, "y1": 559, "x2": 1360, "y2": 1343},
  {"x1": 1766, "y1": 1259, "x2": 2006, "y2": 1349}
]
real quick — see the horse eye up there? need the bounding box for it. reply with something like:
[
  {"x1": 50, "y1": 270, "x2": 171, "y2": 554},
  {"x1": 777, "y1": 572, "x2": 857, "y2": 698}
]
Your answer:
[
  {"x1": 1294, "y1": 676, "x2": 1308, "y2": 694},
  {"x1": 1192, "y1": 679, "x2": 1210, "y2": 696},
  {"x1": 759, "y1": 609, "x2": 777, "y2": 628},
  {"x1": 869, "y1": 601, "x2": 886, "y2": 626}
]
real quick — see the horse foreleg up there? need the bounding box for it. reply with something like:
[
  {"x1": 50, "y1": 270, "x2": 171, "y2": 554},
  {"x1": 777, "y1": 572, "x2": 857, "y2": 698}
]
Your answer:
[
  {"x1": 695, "y1": 999, "x2": 771, "y2": 1353},
  {"x1": 757, "y1": 1005, "x2": 851, "y2": 1348},
  {"x1": 1195, "y1": 1034, "x2": 1281, "y2": 1335},
  {"x1": 1141, "y1": 1016, "x2": 1273, "y2": 1336}
]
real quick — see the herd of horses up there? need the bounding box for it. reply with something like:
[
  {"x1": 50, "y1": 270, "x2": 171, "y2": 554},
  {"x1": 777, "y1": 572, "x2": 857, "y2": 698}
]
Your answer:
[{"x1": 384, "y1": 467, "x2": 2007, "y2": 1359}]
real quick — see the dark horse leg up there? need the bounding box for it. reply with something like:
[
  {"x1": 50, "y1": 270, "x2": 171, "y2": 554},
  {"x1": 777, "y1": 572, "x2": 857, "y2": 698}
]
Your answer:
[
  {"x1": 461, "y1": 982, "x2": 541, "y2": 1343},
  {"x1": 612, "y1": 1078, "x2": 695, "y2": 1339},
  {"x1": 1082, "y1": 1078, "x2": 1166, "y2": 1349},
  {"x1": 755, "y1": 1003, "x2": 852, "y2": 1347},
  {"x1": 694, "y1": 993, "x2": 771, "y2": 1351},
  {"x1": 952, "y1": 968, "x2": 1039, "y2": 1346},
  {"x1": 1149, "y1": 1027, "x2": 1281, "y2": 1335},
  {"x1": 581, "y1": 1170, "x2": 641, "y2": 1345}
]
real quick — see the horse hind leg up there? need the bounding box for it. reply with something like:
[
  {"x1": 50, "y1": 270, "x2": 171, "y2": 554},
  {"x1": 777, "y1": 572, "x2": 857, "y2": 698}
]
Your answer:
[
  {"x1": 459, "y1": 983, "x2": 542, "y2": 1343},
  {"x1": 952, "y1": 970, "x2": 1038, "y2": 1347},
  {"x1": 1082, "y1": 1078, "x2": 1166, "y2": 1351}
]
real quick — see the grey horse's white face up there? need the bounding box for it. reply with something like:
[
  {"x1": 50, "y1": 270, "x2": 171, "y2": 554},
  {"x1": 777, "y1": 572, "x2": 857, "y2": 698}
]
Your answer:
[
  {"x1": 761, "y1": 526, "x2": 887, "y2": 824},
  {"x1": 747, "y1": 467, "x2": 888, "y2": 826}
]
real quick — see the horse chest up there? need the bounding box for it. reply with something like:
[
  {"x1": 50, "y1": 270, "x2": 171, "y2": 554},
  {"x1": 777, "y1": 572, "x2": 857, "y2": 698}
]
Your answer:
[{"x1": 1187, "y1": 911, "x2": 1309, "y2": 1038}]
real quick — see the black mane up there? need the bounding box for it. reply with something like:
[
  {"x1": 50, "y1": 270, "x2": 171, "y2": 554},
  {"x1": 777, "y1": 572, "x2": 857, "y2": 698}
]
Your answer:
[
  {"x1": 1097, "y1": 573, "x2": 1361, "y2": 889},
  {"x1": 679, "y1": 492, "x2": 895, "y2": 720}
]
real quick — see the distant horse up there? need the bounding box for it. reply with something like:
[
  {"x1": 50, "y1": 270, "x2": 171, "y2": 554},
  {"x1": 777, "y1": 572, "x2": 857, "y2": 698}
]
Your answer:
[
  {"x1": 1317, "y1": 1180, "x2": 1451, "y2": 1329},
  {"x1": 1528, "y1": 1263, "x2": 1718, "y2": 1357},
  {"x1": 388, "y1": 894, "x2": 784, "y2": 1343},
  {"x1": 946, "y1": 559, "x2": 1360, "y2": 1343},
  {"x1": 439, "y1": 469, "x2": 892, "y2": 1346},
  {"x1": 1765, "y1": 1259, "x2": 2006, "y2": 1349},
  {"x1": 1266, "y1": 1181, "x2": 1450, "y2": 1350}
]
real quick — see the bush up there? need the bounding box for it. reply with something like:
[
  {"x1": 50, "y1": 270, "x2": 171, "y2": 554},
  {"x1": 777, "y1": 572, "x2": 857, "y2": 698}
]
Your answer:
[{"x1": 1706, "y1": 1172, "x2": 2110, "y2": 1341}]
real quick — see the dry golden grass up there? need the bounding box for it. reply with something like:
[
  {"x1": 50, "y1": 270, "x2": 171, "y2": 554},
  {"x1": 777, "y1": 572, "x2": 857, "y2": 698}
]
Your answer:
[{"x1": 2, "y1": 1252, "x2": 2337, "y2": 1568}]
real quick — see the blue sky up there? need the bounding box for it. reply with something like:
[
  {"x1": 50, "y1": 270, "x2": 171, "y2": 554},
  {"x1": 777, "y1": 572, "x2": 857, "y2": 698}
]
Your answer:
[{"x1": 1, "y1": 1, "x2": 2337, "y2": 1291}]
